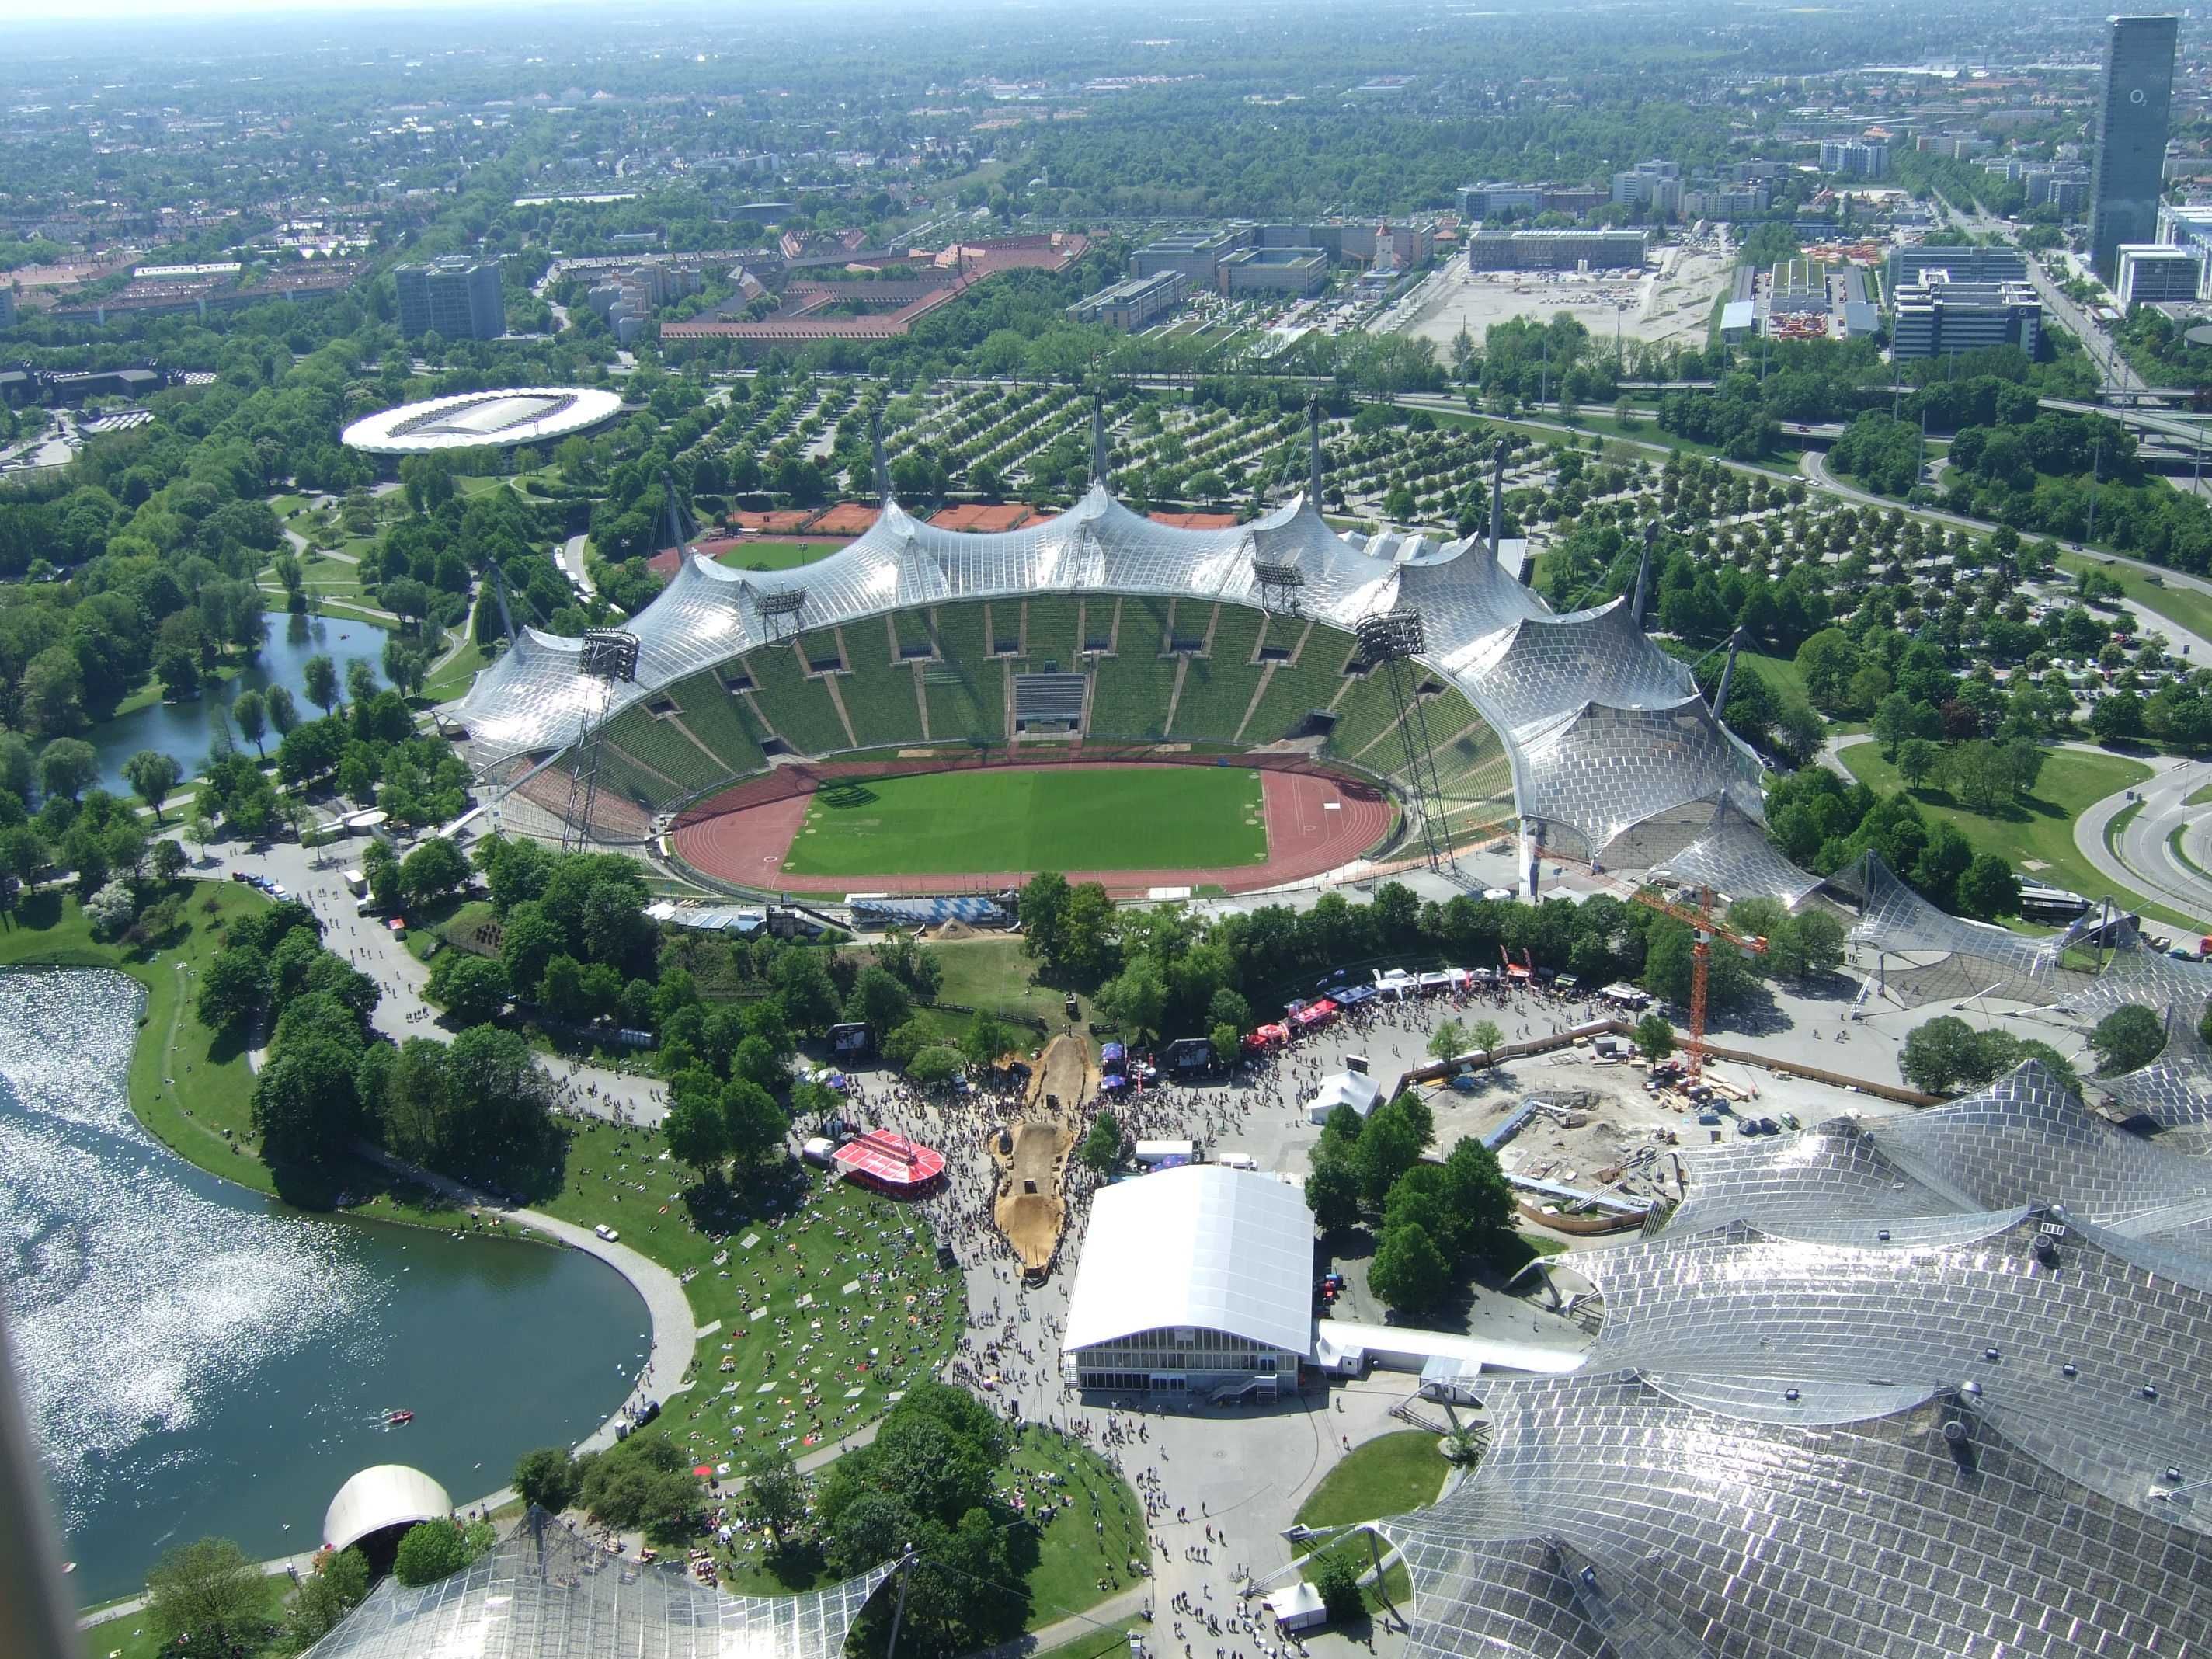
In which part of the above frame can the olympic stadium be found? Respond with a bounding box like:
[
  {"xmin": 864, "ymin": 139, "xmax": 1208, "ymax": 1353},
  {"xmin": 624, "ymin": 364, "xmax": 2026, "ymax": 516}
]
[
  {"xmin": 447, "ymin": 422, "xmax": 1789, "ymax": 902},
  {"xmin": 342, "ymin": 386, "xmax": 625, "ymax": 457}
]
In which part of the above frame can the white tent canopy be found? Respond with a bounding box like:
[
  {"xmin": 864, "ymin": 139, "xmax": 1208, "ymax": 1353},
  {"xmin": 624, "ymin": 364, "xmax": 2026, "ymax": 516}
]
[
  {"xmin": 323, "ymin": 1463, "xmax": 453, "ymax": 1553},
  {"xmin": 1308, "ymin": 1070, "xmax": 1383, "ymax": 1125},
  {"xmin": 1063, "ymin": 1165, "xmax": 1316, "ymax": 1358}
]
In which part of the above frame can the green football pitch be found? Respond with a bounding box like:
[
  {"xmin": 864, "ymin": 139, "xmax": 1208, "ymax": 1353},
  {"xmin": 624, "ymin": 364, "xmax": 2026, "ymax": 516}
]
[{"xmin": 780, "ymin": 765, "xmax": 1269, "ymax": 876}]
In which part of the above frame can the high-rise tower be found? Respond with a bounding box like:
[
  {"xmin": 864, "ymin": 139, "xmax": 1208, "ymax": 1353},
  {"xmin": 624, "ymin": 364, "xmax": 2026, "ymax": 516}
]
[{"xmin": 2089, "ymin": 15, "xmax": 2179, "ymax": 283}]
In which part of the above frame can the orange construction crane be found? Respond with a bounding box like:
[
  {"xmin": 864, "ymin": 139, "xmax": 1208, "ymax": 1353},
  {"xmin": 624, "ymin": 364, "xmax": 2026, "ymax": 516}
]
[{"xmin": 1623, "ymin": 883, "xmax": 1768, "ymax": 1078}]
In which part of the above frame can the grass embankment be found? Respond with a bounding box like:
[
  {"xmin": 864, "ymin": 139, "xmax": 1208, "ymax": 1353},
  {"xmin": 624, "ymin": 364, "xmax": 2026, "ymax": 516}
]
[
  {"xmin": 82, "ymin": 1574, "xmax": 286, "ymax": 1659},
  {"xmin": 1835, "ymin": 743, "xmax": 2194, "ymax": 929},
  {"xmin": 2057, "ymin": 551, "xmax": 2212, "ymax": 647},
  {"xmin": 1289, "ymin": 1429, "xmax": 1448, "ymax": 1615},
  {"xmin": 782, "ymin": 767, "xmax": 1267, "ymax": 878}
]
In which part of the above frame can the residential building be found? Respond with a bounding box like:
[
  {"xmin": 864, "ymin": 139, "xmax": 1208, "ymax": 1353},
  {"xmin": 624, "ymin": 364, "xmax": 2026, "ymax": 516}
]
[
  {"xmin": 1466, "ymin": 228, "xmax": 1649, "ymax": 271},
  {"xmin": 1216, "ymin": 246, "xmax": 1330, "ymax": 297},
  {"xmin": 1611, "ymin": 160, "xmax": 1682, "ymax": 216},
  {"xmin": 394, "ymin": 256, "xmax": 505, "ymax": 341},
  {"xmin": 2116, "ymin": 243, "xmax": 2202, "ymax": 307},
  {"xmin": 1819, "ymin": 141, "xmax": 1890, "ymax": 179},
  {"xmin": 2089, "ymin": 14, "xmax": 2179, "ymax": 281},
  {"xmin": 1890, "ymin": 271, "xmax": 2043, "ymax": 360},
  {"xmin": 1680, "ymin": 184, "xmax": 1769, "ymax": 220},
  {"xmin": 1066, "ymin": 270, "xmax": 1188, "ymax": 331}
]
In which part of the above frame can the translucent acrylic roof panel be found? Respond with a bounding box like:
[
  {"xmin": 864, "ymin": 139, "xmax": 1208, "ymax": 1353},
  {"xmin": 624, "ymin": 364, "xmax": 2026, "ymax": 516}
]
[
  {"xmin": 1509, "ymin": 702, "xmax": 1764, "ymax": 868},
  {"xmin": 1659, "ymin": 1118, "xmax": 1956, "ymax": 1237},
  {"xmin": 1382, "ymin": 1365, "xmax": 2212, "ymax": 1659},
  {"xmin": 304, "ymin": 1511, "xmax": 896, "ymax": 1659},
  {"xmin": 1838, "ymin": 851, "xmax": 2098, "ymax": 1009},
  {"xmin": 1062, "ymin": 1164, "xmax": 1314, "ymax": 1355},
  {"xmin": 2099, "ymin": 997, "xmax": 2212, "ymax": 1131},
  {"xmin": 1648, "ymin": 795, "xmax": 1824, "ymax": 908}
]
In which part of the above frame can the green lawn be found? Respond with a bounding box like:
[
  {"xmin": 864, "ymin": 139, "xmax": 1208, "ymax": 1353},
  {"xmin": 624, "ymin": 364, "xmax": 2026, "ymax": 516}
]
[
  {"xmin": 912, "ymin": 934, "xmax": 1087, "ymax": 1029},
  {"xmin": 782, "ymin": 766, "xmax": 1268, "ymax": 877},
  {"xmin": 82, "ymin": 1570, "xmax": 286, "ymax": 1659},
  {"xmin": 715, "ymin": 541, "xmax": 847, "ymax": 572},
  {"xmin": 1835, "ymin": 742, "xmax": 2197, "ymax": 929},
  {"xmin": 2189, "ymin": 780, "xmax": 2212, "ymax": 809},
  {"xmin": 419, "ymin": 635, "xmax": 489, "ymax": 704},
  {"xmin": 1289, "ymin": 1429, "xmax": 1446, "ymax": 1616},
  {"xmin": 2057, "ymin": 552, "xmax": 2212, "ymax": 646},
  {"xmin": 531, "ymin": 1118, "xmax": 965, "ymax": 1481}
]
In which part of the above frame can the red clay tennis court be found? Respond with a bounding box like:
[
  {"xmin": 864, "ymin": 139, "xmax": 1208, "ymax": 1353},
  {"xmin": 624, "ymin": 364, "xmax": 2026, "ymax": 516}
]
[{"xmin": 833, "ymin": 1129, "xmax": 946, "ymax": 1195}]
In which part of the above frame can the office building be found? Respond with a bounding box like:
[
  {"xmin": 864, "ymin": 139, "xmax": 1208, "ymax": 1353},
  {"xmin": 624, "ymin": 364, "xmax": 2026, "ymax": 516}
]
[
  {"xmin": 1250, "ymin": 223, "xmax": 1344, "ymax": 259},
  {"xmin": 2156, "ymin": 203, "xmax": 2212, "ymax": 298},
  {"xmin": 1466, "ymin": 228, "xmax": 1649, "ymax": 272},
  {"xmin": 1066, "ymin": 270, "xmax": 1188, "ymax": 331},
  {"xmin": 1130, "ymin": 230, "xmax": 1248, "ymax": 287},
  {"xmin": 1215, "ymin": 246, "xmax": 1330, "ymax": 297},
  {"xmin": 1339, "ymin": 222, "xmax": 1431, "ymax": 270},
  {"xmin": 2116, "ymin": 243, "xmax": 2203, "ymax": 307},
  {"xmin": 1890, "ymin": 270, "xmax": 2042, "ymax": 360},
  {"xmin": 1884, "ymin": 244, "xmax": 2026, "ymax": 294},
  {"xmin": 2089, "ymin": 14, "xmax": 2179, "ymax": 282},
  {"xmin": 1680, "ymin": 184, "xmax": 1769, "ymax": 220},
  {"xmin": 1819, "ymin": 141, "xmax": 1890, "ymax": 179},
  {"xmin": 394, "ymin": 256, "xmax": 505, "ymax": 342},
  {"xmin": 2025, "ymin": 168, "xmax": 2091, "ymax": 214},
  {"xmin": 1457, "ymin": 183, "xmax": 1546, "ymax": 218},
  {"xmin": 1769, "ymin": 257, "xmax": 1831, "ymax": 317}
]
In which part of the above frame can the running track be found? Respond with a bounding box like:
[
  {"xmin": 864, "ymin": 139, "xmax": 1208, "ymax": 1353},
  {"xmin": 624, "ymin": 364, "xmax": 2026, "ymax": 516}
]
[{"xmin": 671, "ymin": 761, "xmax": 1392, "ymax": 898}]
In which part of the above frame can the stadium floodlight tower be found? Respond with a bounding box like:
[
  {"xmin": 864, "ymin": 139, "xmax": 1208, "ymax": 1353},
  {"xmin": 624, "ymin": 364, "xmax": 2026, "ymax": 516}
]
[
  {"xmin": 753, "ymin": 585, "xmax": 809, "ymax": 642},
  {"xmin": 1354, "ymin": 607, "xmax": 1456, "ymax": 875},
  {"xmin": 558, "ymin": 628, "xmax": 642, "ymax": 854}
]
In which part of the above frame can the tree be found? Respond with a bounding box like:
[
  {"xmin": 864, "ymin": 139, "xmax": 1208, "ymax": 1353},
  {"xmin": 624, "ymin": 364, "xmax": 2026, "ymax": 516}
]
[
  {"xmin": 845, "ymin": 965, "xmax": 913, "ymax": 1035},
  {"xmin": 1313, "ymin": 1552, "xmax": 1365, "ymax": 1624},
  {"xmin": 85, "ymin": 877, "xmax": 137, "ymax": 940},
  {"xmin": 346, "ymin": 658, "xmax": 379, "ymax": 705},
  {"xmin": 147, "ymin": 1536, "xmax": 268, "ymax": 1656},
  {"xmin": 123, "ymin": 749, "xmax": 181, "ymax": 823},
  {"xmin": 906, "ymin": 1042, "xmax": 964, "ymax": 1087},
  {"xmin": 37, "ymin": 737, "xmax": 97, "ymax": 802},
  {"xmin": 741, "ymin": 1445, "xmax": 809, "ymax": 1546},
  {"xmin": 664, "ymin": 1087, "xmax": 731, "ymax": 1178},
  {"xmin": 722, "ymin": 1077, "xmax": 789, "ymax": 1163},
  {"xmin": 1304, "ymin": 1154, "xmax": 1362, "ymax": 1233},
  {"xmin": 1209, "ymin": 1021, "xmax": 1241, "ymax": 1066},
  {"xmin": 1895, "ymin": 738, "xmax": 1941, "ymax": 790},
  {"xmin": 1427, "ymin": 1016, "xmax": 1469, "ymax": 1064},
  {"xmin": 962, "ymin": 1014, "xmax": 1016, "ymax": 1073},
  {"xmin": 1632, "ymin": 1012, "xmax": 1675, "ymax": 1062},
  {"xmin": 1353, "ymin": 1093, "xmax": 1434, "ymax": 1209},
  {"xmin": 1439, "ymin": 1135, "xmax": 1515, "ymax": 1240},
  {"xmin": 1955, "ymin": 854, "xmax": 2022, "ymax": 922},
  {"xmin": 231, "ymin": 688, "xmax": 268, "ymax": 757},
  {"xmin": 428, "ymin": 951, "xmax": 511, "ymax": 1024},
  {"xmin": 2089, "ymin": 690, "xmax": 2146, "ymax": 744},
  {"xmin": 252, "ymin": 1039, "xmax": 359, "ymax": 1164},
  {"xmin": 1080, "ymin": 1109, "xmax": 1123, "ymax": 1174},
  {"xmin": 303, "ymin": 652, "xmax": 339, "ymax": 715},
  {"xmin": 1899, "ymin": 1015, "xmax": 1982, "ymax": 1094},
  {"xmin": 513, "ymin": 1448, "xmax": 583, "ymax": 1515},
  {"xmin": 2090, "ymin": 1004, "xmax": 2167, "ymax": 1075},
  {"xmin": 1096, "ymin": 956, "xmax": 1167, "ymax": 1042},
  {"xmin": 402, "ymin": 835, "xmax": 469, "ymax": 903},
  {"xmin": 287, "ymin": 1548, "xmax": 370, "ymax": 1646},
  {"xmin": 392, "ymin": 1518, "xmax": 473, "ymax": 1586},
  {"xmin": 266, "ymin": 683, "xmax": 301, "ymax": 736},
  {"xmin": 1469, "ymin": 1017, "xmax": 1504, "ymax": 1062},
  {"xmin": 1369, "ymin": 1220, "xmax": 1451, "ymax": 1316}
]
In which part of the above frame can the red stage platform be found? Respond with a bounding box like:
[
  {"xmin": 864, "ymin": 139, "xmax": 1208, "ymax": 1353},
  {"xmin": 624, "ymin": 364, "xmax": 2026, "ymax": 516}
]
[{"xmin": 833, "ymin": 1129, "xmax": 946, "ymax": 1195}]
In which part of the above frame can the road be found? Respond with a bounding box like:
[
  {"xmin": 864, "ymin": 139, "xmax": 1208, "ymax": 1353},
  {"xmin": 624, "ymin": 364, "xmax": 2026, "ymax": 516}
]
[
  {"xmin": 559, "ymin": 531, "xmax": 596, "ymax": 595},
  {"xmin": 2072, "ymin": 753, "xmax": 2212, "ymax": 934}
]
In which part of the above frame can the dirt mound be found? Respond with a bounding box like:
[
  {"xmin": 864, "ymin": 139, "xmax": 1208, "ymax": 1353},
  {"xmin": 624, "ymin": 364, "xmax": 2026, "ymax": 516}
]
[
  {"xmin": 991, "ymin": 1118, "xmax": 1074, "ymax": 1275},
  {"xmin": 930, "ymin": 920, "xmax": 980, "ymax": 941},
  {"xmin": 1026, "ymin": 1032, "xmax": 1093, "ymax": 1114}
]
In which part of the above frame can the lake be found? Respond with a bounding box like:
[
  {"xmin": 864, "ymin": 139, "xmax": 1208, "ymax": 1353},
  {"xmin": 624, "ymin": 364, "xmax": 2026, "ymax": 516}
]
[
  {"xmin": 86, "ymin": 612, "xmax": 388, "ymax": 797},
  {"xmin": 0, "ymin": 967, "xmax": 652, "ymax": 1606}
]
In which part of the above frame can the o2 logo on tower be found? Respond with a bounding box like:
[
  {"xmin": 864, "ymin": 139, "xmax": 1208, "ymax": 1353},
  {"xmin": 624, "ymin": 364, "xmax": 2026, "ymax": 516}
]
[{"xmin": 2131, "ymin": 88, "xmax": 2148, "ymax": 104}]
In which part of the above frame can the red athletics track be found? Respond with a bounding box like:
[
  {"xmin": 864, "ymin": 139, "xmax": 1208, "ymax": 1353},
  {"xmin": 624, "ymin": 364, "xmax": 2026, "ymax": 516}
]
[{"xmin": 670, "ymin": 761, "xmax": 1393, "ymax": 898}]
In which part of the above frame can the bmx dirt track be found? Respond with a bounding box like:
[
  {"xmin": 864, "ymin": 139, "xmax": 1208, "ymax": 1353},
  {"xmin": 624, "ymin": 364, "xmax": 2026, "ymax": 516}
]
[{"xmin": 670, "ymin": 754, "xmax": 1392, "ymax": 899}]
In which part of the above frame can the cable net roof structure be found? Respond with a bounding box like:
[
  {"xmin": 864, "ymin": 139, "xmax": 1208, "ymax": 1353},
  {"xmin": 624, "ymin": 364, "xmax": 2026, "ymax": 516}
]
[
  {"xmin": 1379, "ymin": 1202, "xmax": 2212, "ymax": 1659},
  {"xmin": 1661, "ymin": 1060, "xmax": 2212, "ymax": 1244},
  {"xmin": 448, "ymin": 484, "xmax": 1765, "ymax": 877},
  {"xmin": 1644, "ymin": 795, "xmax": 1824, "ymax": 909},
  {"xmin": 303, "ymin": 1511, "xmax": 895, "ymax": 1659},
  {"xmin": 1832, "ymin": 850, "xmax": 2101, "ymax": 1009}
]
